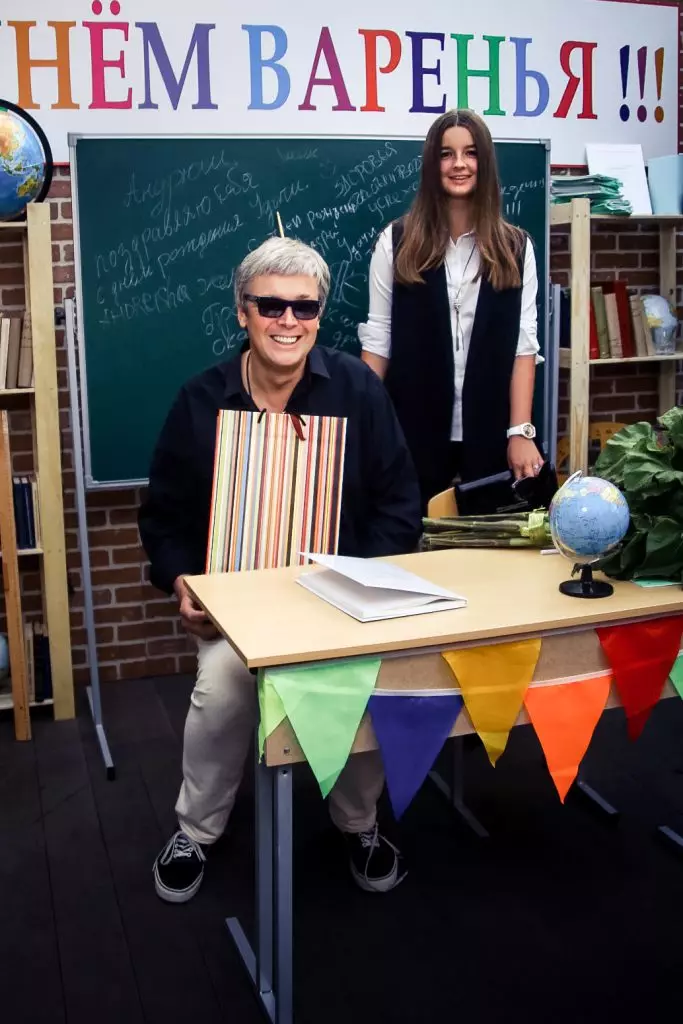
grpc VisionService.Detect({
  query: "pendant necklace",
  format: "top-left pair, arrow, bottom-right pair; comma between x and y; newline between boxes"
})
447,240 -> 477,351
244,351 -> 307,440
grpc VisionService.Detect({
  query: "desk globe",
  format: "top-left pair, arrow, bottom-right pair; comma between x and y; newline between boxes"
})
0,100 -> 53,221
549,470 -> 630,598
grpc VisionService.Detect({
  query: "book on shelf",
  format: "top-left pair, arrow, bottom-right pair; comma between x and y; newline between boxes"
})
23,619 -> 53,704
602,281 -> 635,358
603,292 -> 623,359
0,620 -> 53,708
558,282 -> 668,361
0,312 -> 28,389
590,286 -> 610,358
12,473 -> 41,550
558,288 -> 600,360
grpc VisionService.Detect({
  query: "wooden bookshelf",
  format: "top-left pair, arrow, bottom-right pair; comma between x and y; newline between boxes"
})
0,204 -> 74,738
552,198 -> 683,474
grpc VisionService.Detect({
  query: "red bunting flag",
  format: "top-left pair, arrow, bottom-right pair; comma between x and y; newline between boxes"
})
596,616 -> 683,740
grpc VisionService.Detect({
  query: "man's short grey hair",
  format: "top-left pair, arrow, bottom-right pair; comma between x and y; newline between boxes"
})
234,237 -> 331,313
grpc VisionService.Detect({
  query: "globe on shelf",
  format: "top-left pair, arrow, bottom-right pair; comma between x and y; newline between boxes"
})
549,470 -> 630,598
0,99 -> 53,222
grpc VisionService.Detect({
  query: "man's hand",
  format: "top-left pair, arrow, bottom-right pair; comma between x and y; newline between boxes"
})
174,576 -> 219,641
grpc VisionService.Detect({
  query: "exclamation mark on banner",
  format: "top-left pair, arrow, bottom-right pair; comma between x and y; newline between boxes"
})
637,46 -> 647,122
654,48 -> 664,123
619,45 -> 630,121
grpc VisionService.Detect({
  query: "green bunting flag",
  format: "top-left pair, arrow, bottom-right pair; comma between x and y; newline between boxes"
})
670,654 -> 683,700
264,658 -> 381,796
258,668 -> 288,758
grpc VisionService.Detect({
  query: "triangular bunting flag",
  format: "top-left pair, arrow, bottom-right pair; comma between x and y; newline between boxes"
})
368,694 -> 463,819
596,616 -> 683,740
524,675 -> 611,802
442,639 -> 542,765
266,658 -> 381,797
258,668 -> 287,758
670,653 -> 683,700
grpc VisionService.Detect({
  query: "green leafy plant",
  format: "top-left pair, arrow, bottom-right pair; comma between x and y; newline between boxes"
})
593,407 -> 683,581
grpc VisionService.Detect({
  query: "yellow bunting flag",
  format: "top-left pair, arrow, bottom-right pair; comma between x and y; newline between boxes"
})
524,674 -> 611,802
442,639 -> 542,765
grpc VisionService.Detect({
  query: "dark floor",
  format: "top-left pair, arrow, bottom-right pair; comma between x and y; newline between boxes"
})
2,677 -> 683,1024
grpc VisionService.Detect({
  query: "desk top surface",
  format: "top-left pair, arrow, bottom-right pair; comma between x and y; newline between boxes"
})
185,549 -> 683,668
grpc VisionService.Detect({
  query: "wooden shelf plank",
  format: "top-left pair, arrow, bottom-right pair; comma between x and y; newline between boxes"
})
0,388 -> 35,396
559,349 -> 683,370
551,208 -> 683,227
0,221 -> 27,231
0,410 -> 30,740
0,548 -> 44,558
26,205 -> 74,721
0,692 -> 54,712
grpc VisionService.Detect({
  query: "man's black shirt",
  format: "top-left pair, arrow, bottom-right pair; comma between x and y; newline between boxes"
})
138,346 -> 422,594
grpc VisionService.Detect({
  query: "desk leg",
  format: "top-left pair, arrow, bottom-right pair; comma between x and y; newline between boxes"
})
657,825 -> 683,855
428,738 -> 490,839
274,765 -> 294,1024
574,775 -> 620,821
226,751 -> 294,1022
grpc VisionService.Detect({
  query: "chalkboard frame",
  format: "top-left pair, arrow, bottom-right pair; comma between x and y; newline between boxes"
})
69,133 -> 550,490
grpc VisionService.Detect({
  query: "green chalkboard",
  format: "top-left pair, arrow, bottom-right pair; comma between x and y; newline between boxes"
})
71,135 -> 549,486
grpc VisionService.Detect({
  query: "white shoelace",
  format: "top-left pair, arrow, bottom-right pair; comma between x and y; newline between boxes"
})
160,830 -> 206,866
357,824 -> 404,888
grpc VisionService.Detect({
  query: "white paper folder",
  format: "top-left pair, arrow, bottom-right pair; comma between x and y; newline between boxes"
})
297,554 -> 467,622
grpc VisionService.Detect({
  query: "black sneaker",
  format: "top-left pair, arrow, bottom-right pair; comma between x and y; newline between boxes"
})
344,824 -> 405,893
153,830 -> 207,903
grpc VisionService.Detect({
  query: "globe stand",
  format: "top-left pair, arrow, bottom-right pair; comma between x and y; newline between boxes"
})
559,563 -> 613,599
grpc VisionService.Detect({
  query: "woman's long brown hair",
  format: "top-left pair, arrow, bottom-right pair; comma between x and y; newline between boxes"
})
394,109 -> 525,291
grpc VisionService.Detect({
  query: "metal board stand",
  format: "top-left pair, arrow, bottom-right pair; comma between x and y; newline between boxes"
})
64,299 -> 115,780
227,744 -> 293,1023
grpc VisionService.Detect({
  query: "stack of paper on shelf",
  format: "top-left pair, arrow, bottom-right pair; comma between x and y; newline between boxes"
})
551,174 -> 632,215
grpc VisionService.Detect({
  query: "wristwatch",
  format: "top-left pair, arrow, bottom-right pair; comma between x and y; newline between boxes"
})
507,422 -> 536,439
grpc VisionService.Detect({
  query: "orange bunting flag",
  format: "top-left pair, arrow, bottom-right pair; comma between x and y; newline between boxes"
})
442,639 -> 542,766
597,616 -> 683,740
524,674 -> 611,802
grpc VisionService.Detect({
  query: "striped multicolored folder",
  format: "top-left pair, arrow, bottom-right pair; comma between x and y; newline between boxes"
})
206,410 -> 347,573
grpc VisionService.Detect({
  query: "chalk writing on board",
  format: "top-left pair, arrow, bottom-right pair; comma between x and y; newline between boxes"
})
86,145 -> 545,361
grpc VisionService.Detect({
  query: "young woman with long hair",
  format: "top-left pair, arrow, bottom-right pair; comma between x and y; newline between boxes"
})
359,109 -> 544,509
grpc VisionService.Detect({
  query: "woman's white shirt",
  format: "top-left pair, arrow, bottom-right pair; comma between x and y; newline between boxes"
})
358,225 -> 541,441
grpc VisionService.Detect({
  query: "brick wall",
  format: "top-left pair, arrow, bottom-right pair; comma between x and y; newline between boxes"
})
0,0 -> 681,684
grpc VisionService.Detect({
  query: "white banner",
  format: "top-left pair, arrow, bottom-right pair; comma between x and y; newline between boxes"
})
0,0 -> 678,164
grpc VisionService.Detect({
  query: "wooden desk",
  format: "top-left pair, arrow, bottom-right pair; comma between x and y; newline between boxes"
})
186,549 -> 683,669
186,550 -> 683,1024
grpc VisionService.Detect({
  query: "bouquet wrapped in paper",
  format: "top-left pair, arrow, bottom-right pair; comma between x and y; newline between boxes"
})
421,510 -> 552,550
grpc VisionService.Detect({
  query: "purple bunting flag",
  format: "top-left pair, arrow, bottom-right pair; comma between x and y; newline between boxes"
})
369,694 -> 463,820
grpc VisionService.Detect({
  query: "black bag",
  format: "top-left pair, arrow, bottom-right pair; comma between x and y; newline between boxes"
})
454,462 -> 559,516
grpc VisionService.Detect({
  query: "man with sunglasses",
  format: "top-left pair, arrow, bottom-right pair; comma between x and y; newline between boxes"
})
139,237 -> 422,903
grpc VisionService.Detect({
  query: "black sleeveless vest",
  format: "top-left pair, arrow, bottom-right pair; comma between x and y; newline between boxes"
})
384,221 -> 525,506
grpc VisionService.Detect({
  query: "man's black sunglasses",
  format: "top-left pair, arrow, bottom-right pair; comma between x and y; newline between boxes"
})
243,294 -> 321,321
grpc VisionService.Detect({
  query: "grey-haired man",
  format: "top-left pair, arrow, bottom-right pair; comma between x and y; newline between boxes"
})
139,237 -> 422,902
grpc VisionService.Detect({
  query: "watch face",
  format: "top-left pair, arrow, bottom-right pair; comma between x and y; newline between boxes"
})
523,424 -> 535,438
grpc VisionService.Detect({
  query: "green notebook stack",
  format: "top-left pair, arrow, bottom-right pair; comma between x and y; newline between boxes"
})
551,174 -> 632,215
